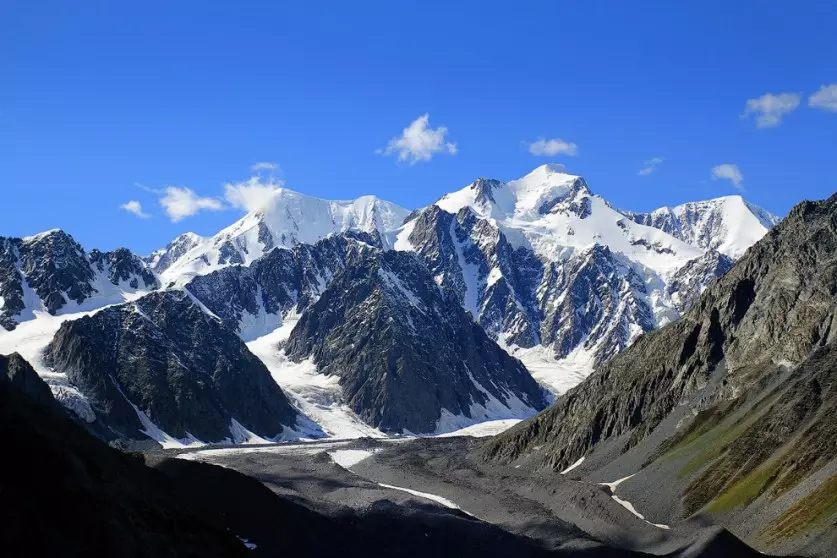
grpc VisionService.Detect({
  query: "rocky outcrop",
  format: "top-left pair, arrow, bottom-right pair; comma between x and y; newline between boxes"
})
185,234 -> 370,338
44,290 -> 300,443
284,249 -> 548,433
0,230 -> 159,330
404,205 -> 660,368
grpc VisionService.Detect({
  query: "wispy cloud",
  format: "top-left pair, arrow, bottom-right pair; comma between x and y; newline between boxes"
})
159,187 -> 224,222
637,157 -> 664,176
119,200 -> 150,219
809,84 -> 837,112
251,161 -> 280,173
378,114 -> 457,164
741,92 -> 801,128
527,137 -> 579,157
224,175 -> 285,213
711,164 -> 744,191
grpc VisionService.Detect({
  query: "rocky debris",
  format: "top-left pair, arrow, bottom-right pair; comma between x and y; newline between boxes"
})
44,289 -> 300,443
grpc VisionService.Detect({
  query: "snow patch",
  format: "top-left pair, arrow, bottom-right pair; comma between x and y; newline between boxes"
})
329,449 -> 377,469
561,456 -> 585,475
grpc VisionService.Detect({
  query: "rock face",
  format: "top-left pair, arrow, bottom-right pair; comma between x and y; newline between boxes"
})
185,234 -> 371,340
284,248 -> 549,433
0,352 -> 56,408
0,230 -> 159,330
393,166 -> 758,374
481,192 -> 837,556
44,290 -> 300,443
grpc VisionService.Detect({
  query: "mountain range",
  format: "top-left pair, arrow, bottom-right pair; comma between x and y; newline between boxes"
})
13,163 -> 837,557
0,164 -> 778,444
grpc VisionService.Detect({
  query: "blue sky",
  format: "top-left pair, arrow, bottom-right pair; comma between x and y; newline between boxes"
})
2,1 -> 836,254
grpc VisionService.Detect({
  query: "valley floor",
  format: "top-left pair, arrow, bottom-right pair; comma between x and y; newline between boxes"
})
170,436 -> 766,557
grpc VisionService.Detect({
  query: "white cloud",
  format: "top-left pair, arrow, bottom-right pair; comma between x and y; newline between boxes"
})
251,161 -> 280,173
378,114 -> 457,164
527,137 -> 579,157
711,164 -> 744,190
119,200 -> 150,218
224,175 -> 285,213
809,84 -> 837,112
637,156 -> 664,176
159,187 -> 224,222
741,92 -> 801,128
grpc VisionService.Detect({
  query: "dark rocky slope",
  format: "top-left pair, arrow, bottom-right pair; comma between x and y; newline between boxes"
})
44,290 -> 300,443
285,248 -> 549,433
481,193 -> 837,556
0,352 -> 247,558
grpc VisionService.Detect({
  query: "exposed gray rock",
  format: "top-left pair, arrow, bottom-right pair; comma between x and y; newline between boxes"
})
44,290 -> 300,443
284,248 -> 548,433
0,230 -> 159,330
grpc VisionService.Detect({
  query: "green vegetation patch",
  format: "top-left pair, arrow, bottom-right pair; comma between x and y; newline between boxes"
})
761,474 -> 837,543
706,458 -> 783,513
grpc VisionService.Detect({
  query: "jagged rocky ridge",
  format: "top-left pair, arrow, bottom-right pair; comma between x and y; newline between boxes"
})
44,289 -> 301,443
481,193 -> 837,556
186,232 -> 548,433
392,167 -> 760,376
185,233 -> 375,340
283,248 -> 548,433
0,230 -> 158,330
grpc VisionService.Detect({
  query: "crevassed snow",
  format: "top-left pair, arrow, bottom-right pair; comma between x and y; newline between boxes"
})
246,317 -> 387,440
497,337 -> 593,396
0,290 -> 154,422
236,286 -> 284,342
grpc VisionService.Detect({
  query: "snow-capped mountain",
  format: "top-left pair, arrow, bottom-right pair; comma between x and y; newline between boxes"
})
390,165 -> 776,391
625,195 -> 780,259
0,230 -> 158,331
151,189 -> 410,286
0,165 -> 780,446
